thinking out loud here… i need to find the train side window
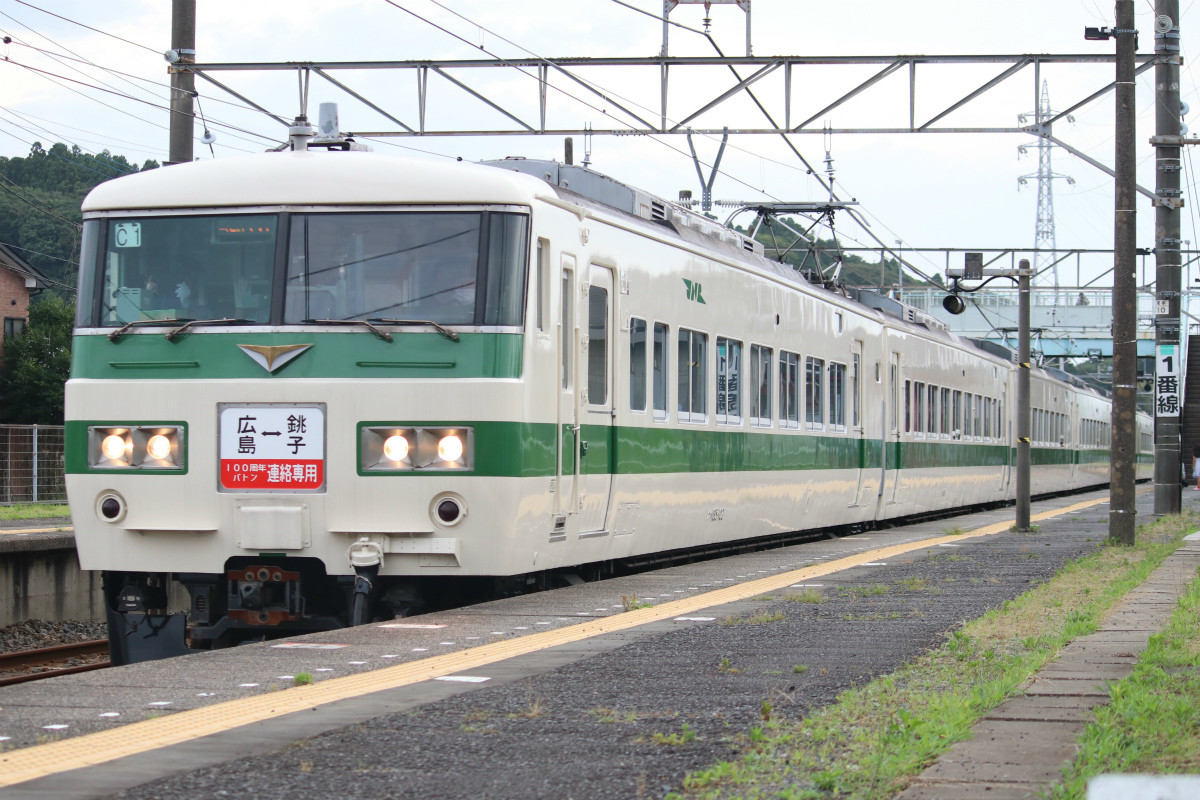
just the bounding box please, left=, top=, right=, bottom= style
left=677, top=328, right=708, bottom=423
left=716, top=337, right=743, bottom=426
left=850, top=351, right=861, bottom=429
left=913, top=381, right=925, bottom=435
left=630, top=317, right=647, bottom=412
left=780, top=351, right=801, bottom=429
left=904, top=379, right=911, bottom=433
left=805, top=356, right=824, bottom=430
left=984, top=398, right=993, bottom=439
left=560, top=269, right=573, bottom=390
left=829, top=362, right=846, bottom=431
left=927, top=384, right=938, bottom=435
left=587, top=282, right=609, bottom=405
left=750, top=344, right=772, bottom=427
left=535, top=239, right=549, bottom=333
left=653, top=323, right=669, bottom=420
left=940, top=387, right=951, bottom=438
left=952, top=390, right=962, bottom=438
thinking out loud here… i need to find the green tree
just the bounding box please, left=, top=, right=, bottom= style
left=0, top=142, right=158, bottom=293
left=0, top=295, right=74, bottom=424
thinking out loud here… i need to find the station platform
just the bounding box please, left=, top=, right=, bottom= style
left=0, top=489, right=1195, bottom=799
left=0, top=519, right=101, bottom=626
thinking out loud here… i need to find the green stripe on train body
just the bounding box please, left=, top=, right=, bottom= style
left=65, top=415, right=1112, bottom=479
left=70, top=331, right=523, bottom=380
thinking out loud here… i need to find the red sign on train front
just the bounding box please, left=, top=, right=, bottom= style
left=219, top=405, right=325, bottom=491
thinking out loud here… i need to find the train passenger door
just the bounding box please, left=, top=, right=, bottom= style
left=883, top=351, right=903, bottom=509
left=576, top=265, right=616, bottom=533
left=999, top=385, right=1012, bottom=492
left=556, top=255, right=577, bottom=525
left=849, top=342, right=870, bottom=507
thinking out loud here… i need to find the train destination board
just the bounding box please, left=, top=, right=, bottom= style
left=219, top=405, right=325, bottom=491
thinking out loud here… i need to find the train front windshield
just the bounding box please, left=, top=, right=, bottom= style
left=77, top=210, right=529, bottom=328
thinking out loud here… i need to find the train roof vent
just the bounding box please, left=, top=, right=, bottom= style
left=969, top=338, right=1016, bottom=361
left=650, top=199, right=669, bottom=222
left=480, top=158, right=640, bottom=215
left=912, top=311, right=948, bottom=332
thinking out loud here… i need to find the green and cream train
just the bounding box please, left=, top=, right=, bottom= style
left=65, top=146, right=1151, bottom=662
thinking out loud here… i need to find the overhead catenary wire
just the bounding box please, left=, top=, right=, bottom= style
left=10, top=0, right=160, bottom=54
left=409, top=0, right=946, bottom=284
left=0, top=57, right=281, bottom=148
left=378, top=0, right=788, bottom=205
left=0, top=106, right=168, bottom=161
left=0, top=172, right=81, bottom=228
left=382, top=0, right=917, bottom=265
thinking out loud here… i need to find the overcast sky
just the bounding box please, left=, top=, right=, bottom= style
left=1, top=0, right=1197, bottom=286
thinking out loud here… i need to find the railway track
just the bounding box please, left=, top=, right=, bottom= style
left=0, top=640, right=110, bottom=686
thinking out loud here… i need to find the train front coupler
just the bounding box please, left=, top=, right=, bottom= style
left=347, top=538, right=384, bottom=626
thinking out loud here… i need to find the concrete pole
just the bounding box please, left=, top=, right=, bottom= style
left=1110, top=0, right=1139, bottom=545
left=1016, top=260, right=1032, bottom=531
left=167, top=0, right=196, bottom=166
left=1153, top=0, right=1183, bottom=516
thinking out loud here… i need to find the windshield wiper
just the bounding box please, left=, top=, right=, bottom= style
left=368, top=318, right=460, bottom=342
left=165, top=318, right=254, bottom=342
left=107, top=318, right=191, bottom=342
left=303, top=318, right=393, bottom=342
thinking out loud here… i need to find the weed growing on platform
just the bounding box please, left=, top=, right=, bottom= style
left=293, top=672, right=313, bottom=686
left=666, top=510, right=1197, bottom=800
left=895, top=576, right=930, bottom=592
left=644, top=723, right=698, bottom=746
left=621, top=594, right=653, bottom=611
left=785, top=589, right=825, bottom=604
left=1049, top=568, right=1200, bottom=798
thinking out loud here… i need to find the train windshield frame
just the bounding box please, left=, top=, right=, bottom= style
left=77, top=207, right=530, bottom=329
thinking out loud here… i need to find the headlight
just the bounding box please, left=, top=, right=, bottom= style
left=382, top=434, right=410, bottom=463
left=146, top=434, right=172, bottom=461
left=437, top=434, right=463, bottom=463
left=360, top=426, right=473, bottom=472
left=89, top=425, right=184, bottom=470
left=101, top=433, right=130, bottom=462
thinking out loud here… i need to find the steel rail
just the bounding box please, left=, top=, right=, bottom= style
left=0, top=639, right=110, bottom=687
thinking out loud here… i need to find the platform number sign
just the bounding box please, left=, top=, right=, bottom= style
left=1156, top=344, right=1180, bottom=417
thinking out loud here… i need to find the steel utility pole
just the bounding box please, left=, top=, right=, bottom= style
left=1017, top=259, right=1032, bottom=532
left=1111, top=0, right=1138, bottom=545
left=1152, top=1, right=1183, bottom=516
left=167, top=0, right=196, bottom=165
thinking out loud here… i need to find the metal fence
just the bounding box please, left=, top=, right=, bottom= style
left=0, top=425, right=66, bottom=504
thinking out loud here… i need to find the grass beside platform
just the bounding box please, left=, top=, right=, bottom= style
left=0, top=503, right=70, bottom=521
left=1048, top=563, right=1200, bottom=797
left=667, top=512, right=1198, bottom=800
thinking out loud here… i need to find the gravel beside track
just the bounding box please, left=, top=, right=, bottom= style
left=0, top=620, right=107, bottom=655
left=106, top=505, right=1115, bottom=800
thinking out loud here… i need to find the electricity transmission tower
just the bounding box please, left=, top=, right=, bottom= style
left=1018, top=81, right=1074, bottom=295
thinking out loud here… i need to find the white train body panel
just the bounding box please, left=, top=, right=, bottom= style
left=63, top=150, right=1149, bottom=646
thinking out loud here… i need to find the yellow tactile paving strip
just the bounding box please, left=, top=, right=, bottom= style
left=0, top=496, right=1107, bottom=787
left=0, top=526, right=74, bottom=535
